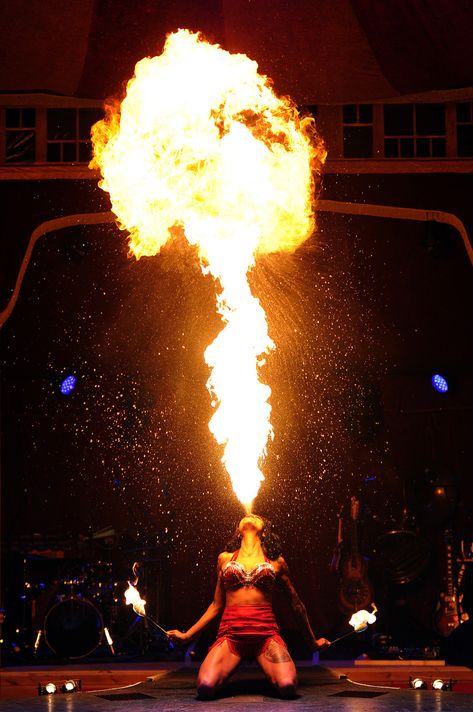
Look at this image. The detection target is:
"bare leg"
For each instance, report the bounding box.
[197,639,242,699]
[257,639,298,699]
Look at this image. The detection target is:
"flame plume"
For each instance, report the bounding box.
[91,30,325,511]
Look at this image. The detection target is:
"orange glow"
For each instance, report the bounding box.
[91,29,325,511]
[124,582,146,617]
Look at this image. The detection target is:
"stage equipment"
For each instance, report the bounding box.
[60,680,81,693]
[38,682,57,695]
[374,528,430,585]
[432,678,452,691]
[338,497,372,614]
[44,597,103,659]
[432,374,448,393]
[434,528,462,636]
[103,626,115,655]
[60,375,76,394]
[409,677,427,689]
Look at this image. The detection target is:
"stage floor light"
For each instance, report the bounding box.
[38,682,57,695]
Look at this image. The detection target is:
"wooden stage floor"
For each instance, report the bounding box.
[1,661,472,711]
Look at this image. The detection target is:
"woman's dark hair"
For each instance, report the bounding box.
[225,516,283,560]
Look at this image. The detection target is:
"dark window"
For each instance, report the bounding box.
[384,104,413,135]
[343,104,357,124]
[47,143,60,162]
[22,108,36,127]
[5,108,20,129]
[358,104,373,123]
[79,141,92,162]
[416,103,445,135]
[456,103,473,157]
[6,131,35,162]
[456,103,471,123]
[432,137,446,157]
[343,104,373,158]
[79,108,103,140]
[47,109,76,140]
[384,139,398,158]
[343,126,373,158]
[416,138,430,157]
[63,143,77,162]
[5,108,36,162]
[457,125,473,157]
[384,103,446,158]
[400,138,414,158]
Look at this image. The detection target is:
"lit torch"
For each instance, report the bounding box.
[91,30,325,512]
[125,582,170,638]
[124,581,146,617]
[331,604,378,644]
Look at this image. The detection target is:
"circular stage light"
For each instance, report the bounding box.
[60,375,76,395]
[431,374,448,393]
[61,680,79,693]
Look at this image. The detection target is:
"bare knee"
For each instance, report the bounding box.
[197,671,223,699]
[196,681,218,700]
[277,681,297,699]
[273,673,297,699]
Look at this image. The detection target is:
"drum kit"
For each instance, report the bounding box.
[19,532,164,661]
[32,560,120,660]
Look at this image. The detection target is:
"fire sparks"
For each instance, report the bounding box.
[91,29,325,511]
[124,582,146,617]
[349,603,378,632]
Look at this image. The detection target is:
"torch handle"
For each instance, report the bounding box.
[330,629,357,645]
[145,615,169,637]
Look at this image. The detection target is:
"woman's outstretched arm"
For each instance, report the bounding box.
[277,557,330,650]
[167,552,227,642]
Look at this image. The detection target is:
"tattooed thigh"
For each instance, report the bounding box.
[264,639,291,663]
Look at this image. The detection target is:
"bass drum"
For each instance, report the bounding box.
[44,597,103,659]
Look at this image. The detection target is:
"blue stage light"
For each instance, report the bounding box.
[432,374,448,393]
[60,375,76,395]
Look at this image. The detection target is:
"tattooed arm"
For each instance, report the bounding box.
[277,557,330,650]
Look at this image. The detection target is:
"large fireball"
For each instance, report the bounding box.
[91,29,325,511]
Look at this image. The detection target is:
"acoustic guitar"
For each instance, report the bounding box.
[339,496,372,614]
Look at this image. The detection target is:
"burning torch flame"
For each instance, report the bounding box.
[349,603,378,633]
[91,30,325,511]
[125,582,146,617]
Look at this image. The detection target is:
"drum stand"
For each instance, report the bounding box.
[114,612,153,656]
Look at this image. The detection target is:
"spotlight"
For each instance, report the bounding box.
[38,682,57,695]
[432,678,451,691]
[61,679,81,693]
[432,374,448,393]
[60,375,76,395]
[409,677,427,689]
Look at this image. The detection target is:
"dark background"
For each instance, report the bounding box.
[1,0,473,659]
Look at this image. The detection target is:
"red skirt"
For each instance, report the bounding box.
[209,604,288,660]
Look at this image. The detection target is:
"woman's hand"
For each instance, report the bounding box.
[313,637,331,649]
[166,629,189,643]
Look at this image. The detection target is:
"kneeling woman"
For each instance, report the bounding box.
[167,514,330,699]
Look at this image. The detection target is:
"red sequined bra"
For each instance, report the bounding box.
[222,550,276,593]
